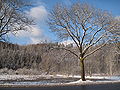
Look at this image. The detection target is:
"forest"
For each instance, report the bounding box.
[0,41,119,76]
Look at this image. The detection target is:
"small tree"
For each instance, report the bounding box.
[0,0,33,41]
[48,2,120,81]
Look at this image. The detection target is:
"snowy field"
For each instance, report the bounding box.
[0,75,120,86]
[0,74,119,81]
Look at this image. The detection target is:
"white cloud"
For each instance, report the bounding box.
[28,5,49,44]
[29,26,49,44]
[15,26,41,37]
[15,25,49,44]
[15,5,49,44]
[29,6,48,22]
[30,26,42,37]
[15,30,29,37]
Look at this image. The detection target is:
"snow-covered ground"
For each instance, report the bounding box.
[65,75,120,86]
[0,75,55,81]
[0,75,120,86]
[0,74,77,81]
[86,75,120,81]
[0,74,120,81]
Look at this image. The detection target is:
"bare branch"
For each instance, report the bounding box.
[51,47,79,58]
[0,0,34,41]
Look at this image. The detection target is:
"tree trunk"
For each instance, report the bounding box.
[80,58,86,81]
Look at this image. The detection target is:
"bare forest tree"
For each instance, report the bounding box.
[48,2,120,81]
[0,0,33,41]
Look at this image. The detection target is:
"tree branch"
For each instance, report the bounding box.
[51,47,79,58]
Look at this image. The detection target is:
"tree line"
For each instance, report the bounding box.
[0,41,119,76]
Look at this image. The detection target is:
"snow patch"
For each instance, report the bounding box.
[66,79,92,84]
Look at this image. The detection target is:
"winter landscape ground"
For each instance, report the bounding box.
[0,74,119,87]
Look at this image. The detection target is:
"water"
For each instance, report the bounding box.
[0,83,120,90]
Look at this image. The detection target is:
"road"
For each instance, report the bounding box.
[0,83,120,90]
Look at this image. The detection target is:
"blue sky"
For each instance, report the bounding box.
[9,0,120,45]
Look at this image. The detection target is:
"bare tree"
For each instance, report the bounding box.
[48,2,120,81]
[0,0,33,41]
